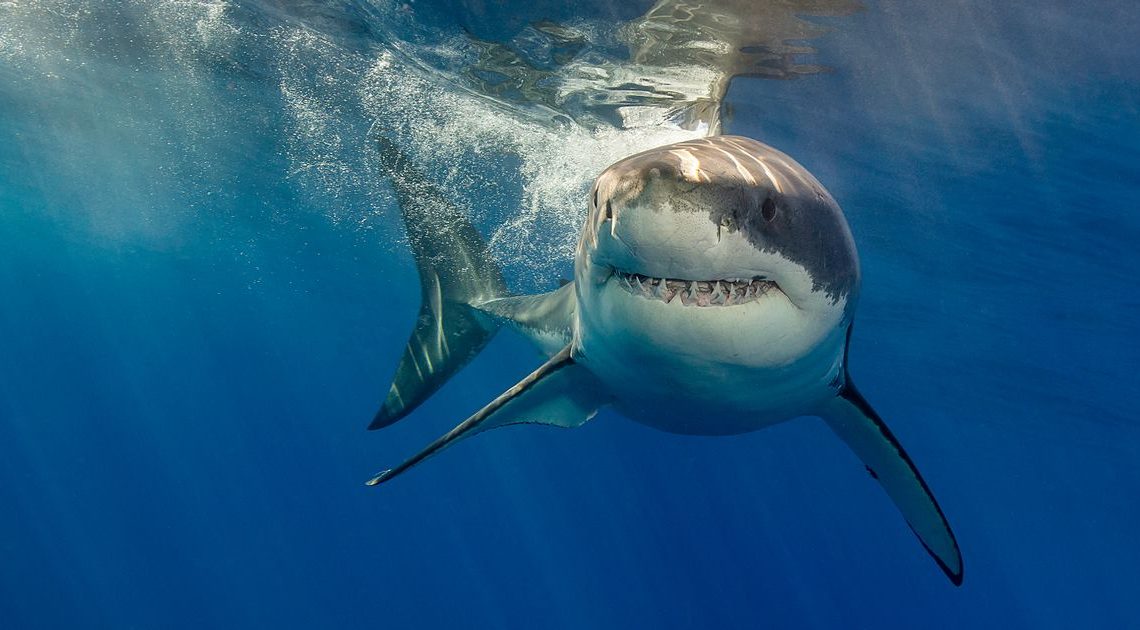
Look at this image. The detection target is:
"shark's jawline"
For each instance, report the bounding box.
[612,269,780,307]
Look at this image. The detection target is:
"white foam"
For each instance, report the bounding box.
[2,2,713,281]
[354,45,704,285]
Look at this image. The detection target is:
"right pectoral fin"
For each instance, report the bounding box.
[366,344,606,486]
[821,382,964,586]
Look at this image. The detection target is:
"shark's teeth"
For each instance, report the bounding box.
[710,281,725,305]
[614,271,777,307]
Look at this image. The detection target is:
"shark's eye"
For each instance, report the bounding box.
[762,197,777,221]
[720,216,734,229]
[604,200,613,220]
[592,188,599,210]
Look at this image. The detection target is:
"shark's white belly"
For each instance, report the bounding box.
[576,277,848,435]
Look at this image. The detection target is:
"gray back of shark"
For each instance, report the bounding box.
[364,135,963,586]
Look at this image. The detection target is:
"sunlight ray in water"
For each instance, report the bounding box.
[3,0,1138,627]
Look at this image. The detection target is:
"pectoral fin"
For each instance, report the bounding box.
[821,383,964,586]
[367,344,606,486]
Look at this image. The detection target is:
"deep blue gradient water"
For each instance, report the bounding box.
[2,1,1139,628]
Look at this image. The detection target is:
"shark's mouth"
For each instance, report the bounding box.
[613,270,778,307]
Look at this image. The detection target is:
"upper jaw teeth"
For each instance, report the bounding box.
[614,271,776,306]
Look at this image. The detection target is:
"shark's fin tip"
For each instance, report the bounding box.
[367,409,398,431]
[365,470,392,486]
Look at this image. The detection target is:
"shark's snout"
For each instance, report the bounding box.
[582,135,860,308]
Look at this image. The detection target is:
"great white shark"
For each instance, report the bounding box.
[366,135,963,585]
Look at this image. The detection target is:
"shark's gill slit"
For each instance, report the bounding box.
[613,270,777,306]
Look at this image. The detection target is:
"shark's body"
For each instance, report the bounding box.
[368,135,963,585]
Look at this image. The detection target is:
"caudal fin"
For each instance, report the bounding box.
[370,137,508,430]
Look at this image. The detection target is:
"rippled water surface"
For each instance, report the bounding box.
[1,1,1138,628]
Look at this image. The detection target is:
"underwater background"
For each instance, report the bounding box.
[1,0,1138,627]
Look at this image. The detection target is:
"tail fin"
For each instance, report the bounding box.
[370,137,508,430]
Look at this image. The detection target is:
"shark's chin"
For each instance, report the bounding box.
[611,269,783,307]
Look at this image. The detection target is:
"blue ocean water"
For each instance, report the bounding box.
[1,1,1138,628]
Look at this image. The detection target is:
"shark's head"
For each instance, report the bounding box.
[575,135,860,380]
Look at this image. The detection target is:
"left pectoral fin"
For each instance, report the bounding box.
[821,383,963,586]
[366,344,607,486]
